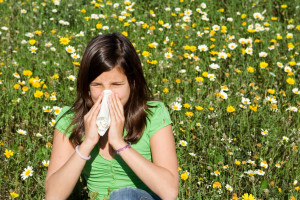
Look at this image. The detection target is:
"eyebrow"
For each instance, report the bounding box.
[91,81,125,84]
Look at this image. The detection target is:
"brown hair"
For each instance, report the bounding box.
[62,33,153,147]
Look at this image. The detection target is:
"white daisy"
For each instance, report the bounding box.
[21,166,34,180]
[17,129,27,135]
[67,75,76,81]
[164,52,173,59]
[171,102,182,111]
[65,46,75,54]
[209,63,220,69]
[52,106,62,115]
[179,140,187,146]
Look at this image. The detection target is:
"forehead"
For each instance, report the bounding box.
[92,67,127,82]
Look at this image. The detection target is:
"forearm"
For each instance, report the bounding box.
[45,141,94,200]
[117,143,178,199]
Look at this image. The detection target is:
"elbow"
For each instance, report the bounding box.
[159,184,179,200]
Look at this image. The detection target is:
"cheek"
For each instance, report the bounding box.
[114,88,130,106]
[90,88,102,103]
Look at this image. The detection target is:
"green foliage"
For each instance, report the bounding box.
[0,0,299,199]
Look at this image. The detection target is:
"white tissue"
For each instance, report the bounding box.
[96,90,112,136]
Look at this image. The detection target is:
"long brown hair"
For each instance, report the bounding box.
[62,33,153,147]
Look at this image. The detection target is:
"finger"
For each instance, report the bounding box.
[89,92,104,116]
[92,100,102,120]
[113,94,123,119]
[111,94,121,121]
[108,95,116,121]
[115,94,124,116]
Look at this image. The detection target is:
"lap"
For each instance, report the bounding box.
[109,187,161,200]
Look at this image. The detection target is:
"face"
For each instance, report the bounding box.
[89,67,131,107]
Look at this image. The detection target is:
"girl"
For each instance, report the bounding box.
[45,33,179,200]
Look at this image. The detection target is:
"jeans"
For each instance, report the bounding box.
[109,187,162,200]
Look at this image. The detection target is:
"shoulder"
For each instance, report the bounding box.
[144,101,172,138]
[146,100,168,113]
[55,106,74,137]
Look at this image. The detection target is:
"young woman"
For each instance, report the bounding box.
[45,33,179,200]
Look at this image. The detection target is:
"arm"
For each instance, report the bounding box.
[113,125,179,200]
[45,93,103,199]
[45,129,95,200]
[108,94,178,199]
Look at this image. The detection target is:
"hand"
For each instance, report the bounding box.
[83,92,104,147]
[108,93,126,150]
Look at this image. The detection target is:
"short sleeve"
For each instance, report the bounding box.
[146,101,172,139]
[54,106,74,138]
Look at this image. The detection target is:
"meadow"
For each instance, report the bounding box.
[0,0,299,199]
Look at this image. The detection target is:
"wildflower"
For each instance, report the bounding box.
[4,149,14,158]
[227,106,235,113]
[59,37,70,45]
[189,153,196,157]
[235,160,241,165]
[34,90,43,98]
[255,169,265,175]
[209,63,220,69]
[198,44,208,52]
[259,52,268,57]
[148,42,158,48]
[282,136,289,142]
[292,88,299,94]
[50,95,57,101]
[207,74,215,81]
[42,160,50,167]
[53,106,62,115]
[36,133,42,137]
[181,173,188,180]
[277,62,283,68]
[10,192,19,198]
[185,112,193,117]
[228,43,237,50]
[49,119,56,127]
[179,140,187,146]
[213,182,221,188]
[195,106,204,111]
[244,170,255,176]
[275,163,281,168]
[213,170,220,176]
[163,88,169,93]
[242,193,256,200]
[65,46,75,54]
[71,53,80,59]
[183,103,191,109]
[259,62,268,69]
[219,91,228,99]
[226,184,233,192]
[242,97,251,105]
[261,129,268,136]
[29,46,38,54]
[245,47,253,55]
[284,66,292,72]
[286,78,295,85]
[23,70,33,77]
[67,75,76,81]
[43,106,52,112]
[164,52,172,59]
[171,102,182,111]
[195,77,204,82]
[260,160,268,169]
[17,129,27,135]
[21,166,33,180]
[286,106,298,112]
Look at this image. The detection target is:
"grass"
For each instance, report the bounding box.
[0,0,299,199]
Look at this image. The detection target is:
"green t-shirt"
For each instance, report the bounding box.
[55,101,172,199]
